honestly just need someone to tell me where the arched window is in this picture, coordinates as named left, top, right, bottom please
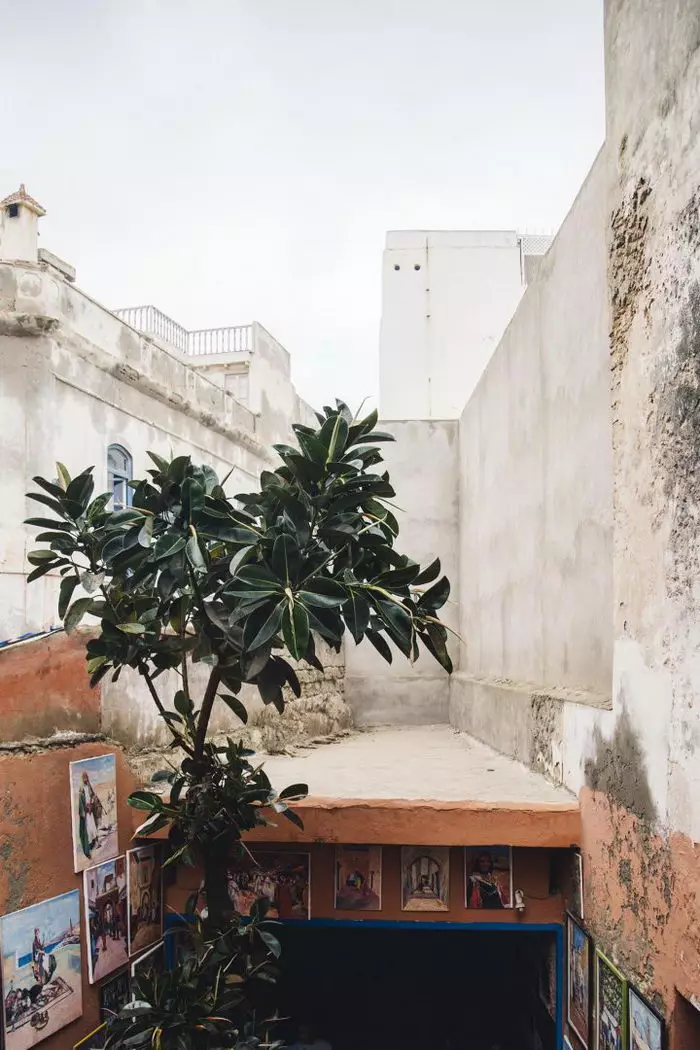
left=108, top=444, right=132, bottom=510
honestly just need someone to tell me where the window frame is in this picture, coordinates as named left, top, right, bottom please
left=107, top=443, right=133, bottom=510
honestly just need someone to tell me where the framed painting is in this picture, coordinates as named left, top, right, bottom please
left=69, top=754, right=119, bottom=873
left=127, top=845, right=163, bottom=956
left=99, top=968, right=130, bottom=1021
left=227, top=852, right=310, bottom=920
left=73, top=1024, right=106, bottom=1050
left=401, top=846, right=449, bottom=911
left=334, top=846, right=382, bottom=911
left=0, top=889, right=83, bottom=1050
left=628, top=986, right=664, bottom=1050
left=567, top=912, right=592, bottom=1049
left=538, top=935, right=557, bottom=1022
left=84, top=856, right=128, bottom=983
left=572, top=850, right=584, bottom=920
left=596, top=950, right=627, bottom=1050
left=464, top=846, right=513, bottom=909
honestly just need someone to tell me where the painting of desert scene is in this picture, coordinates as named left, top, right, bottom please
left=85, top=856, right=128, bottom=983
left=69, top=754, right=119, bottom=874
left=1, top=889, right=82, bottom=1050
left=127, top=846, right=163, bottom=955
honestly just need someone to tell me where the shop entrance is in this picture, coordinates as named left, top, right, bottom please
left=277, top=921, right=561, bottom=1050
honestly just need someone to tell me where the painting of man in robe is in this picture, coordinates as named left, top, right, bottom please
left=69, top=755, right=118, bottom=874
left=127, top=846, right=163, bottom=956
left=84, top=856, right=128, bottom=983
left=567, top=913, right=591, bottom=1049
left=465, top=846, right=513, bottom=909
left=1, top=890, right=82, bottom=1050
left=401, top=846, right=450, bottom=911
left=334, top=846, right=382, bottom=910
left=227, top=853, right=310, bottom=920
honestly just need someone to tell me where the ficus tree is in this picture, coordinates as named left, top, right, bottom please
left=25, top=401, right=452, bottom=1048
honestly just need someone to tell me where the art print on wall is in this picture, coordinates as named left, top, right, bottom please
left=73, top=1024, right=106, bottom=1050
left=130, top=941, right=165, bottom=1000
left=0, top=889, right=82, bottom=1050
left=401, top=846, right=450, bottom=911
left=84, top=856, right=128, bottom=983
left=628, top=986, right=664, bottom=1050
left=573, top=850, right=585, bottom=920
left=595, top=950, right=627, bottom=1050
left=464, top=846, right=513, bottom=909
left=567, top=913, right=591, bottom=1049
left=538, top=936, right=557, bottom=1022
left=69, top=754, right=119, bottom=874
left=334, top=846, right=382, bottom=911
left=227, top=853, right=310, bottom=920
left=99, top=969, right=130, bottom=1021
left=126, top=846, right=163, bottom=956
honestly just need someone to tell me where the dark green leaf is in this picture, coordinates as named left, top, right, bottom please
left=65, top=597, right=93, bottom=633
left=26, top=491, right=67, bottom=516
left=366, top=628, right=393, bottom=663
left=116, top=622, right=146, bottom=634
left=418, top=575, right=450, bottom=611
left=153, top=534, right=187, bottom=561
left=58, top=575, right=79, bottom=619
left=278, top=783, right=308, bottom=801
left=128, top=790, right=162, bottom=811
left=220, top=693, right=248, bottom=724
left=246, top=600, right=284, bottom=651
left=413, top=557, right=441, bottom=587
left=282, top=602, right=309, bottom=660
left=174, top=689, right=193, bottom=716
left=271, top=533, right=300, bottom=584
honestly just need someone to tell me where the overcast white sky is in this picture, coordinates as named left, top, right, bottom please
left=2, top=0, right=604, bottom=411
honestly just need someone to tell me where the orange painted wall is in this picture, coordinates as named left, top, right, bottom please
left=171, top=842, right=565, bottom=926
left=0, top=742, right=138, bottom=1050
left=0, top=631, right=99, bottom=740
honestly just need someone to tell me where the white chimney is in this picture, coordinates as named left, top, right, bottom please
left=0, top=184, right=46, bottom=263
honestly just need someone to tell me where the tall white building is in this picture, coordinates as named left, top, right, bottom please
left=379, top=230, right=551, bottom=419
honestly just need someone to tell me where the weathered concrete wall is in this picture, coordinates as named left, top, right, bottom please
left=450, top=147, right=614, bottom=784
left=344, top=419, right=460, bottom=725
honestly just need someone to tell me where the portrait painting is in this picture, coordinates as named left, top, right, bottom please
left=127, top=845, right=163, bottom=956
left=69, top=754, right=119, bottom=874
left=629, top=986, right=664, bottom=1050
left=0, top=889, right=82, bottom=1050
left=73, top=1024, right=106, bottom=1050
left=401, top=846, right=450, bottom=911
left=567, top=913, right=591, bottom=1049
left=334, top=846, right=382, bottom=911
left=99, top=969, right=130, bottom=1021
left=84, top=856, right=128, bottom=983
left=227, top=852, right=310, bottom=920
left=464, top=846, right=513, bottom=909
left=129, top=941, right=165, bottom=999
left=596, top=950, right=627, bottom=1050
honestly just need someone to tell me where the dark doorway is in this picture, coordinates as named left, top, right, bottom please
left=277, top=923, right=558, bottom=1050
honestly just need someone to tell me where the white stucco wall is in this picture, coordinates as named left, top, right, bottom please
left=379, top=231, right=527, bottom=420
left=344, top=418, right=460, bottom=725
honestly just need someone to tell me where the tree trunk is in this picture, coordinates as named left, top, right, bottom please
left=204, top=840, right=232, bottom=932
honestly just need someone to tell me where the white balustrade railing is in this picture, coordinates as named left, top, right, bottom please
left=113, top=305, right=253, bottom=356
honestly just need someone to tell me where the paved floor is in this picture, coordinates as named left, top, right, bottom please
left=261, top=724, right=574, bottom=804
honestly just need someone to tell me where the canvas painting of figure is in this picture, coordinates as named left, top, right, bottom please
left=629, top=986, right=664, bottom=1050
left=596, top=951, right=627, bottom=1050
left=227, top=853, right=310, bottom=920
left=334, top=846, right=382, bottom=911
left=401, top=846, right=450, bottom=911
left=464, top=846, right=513, bottom=909
left=69, top=755, right=118, bottom=874
left=99, top=970, right=129, bottom=1021
left=84, top=856, right=128, bottom=983
left=1, top=889, right=82, bottom=1050
left=567, top=913, right=591, bottom=1049
left=127, top=846, right=163, bottom=956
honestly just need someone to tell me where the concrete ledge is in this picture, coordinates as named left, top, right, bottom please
left=452, top=672, right=611, bottom=711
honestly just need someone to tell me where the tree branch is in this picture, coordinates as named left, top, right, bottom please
left=194, top=665, right=222, bottom=761
left=143, top=671, right=195, bottom=756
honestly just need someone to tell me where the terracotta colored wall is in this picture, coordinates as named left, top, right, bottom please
left=0, top=631, right=99, bottom=740
left=581, top=788, right=700, bottom=1045
left=0, top=741, right=138, bottom=1050
left=171, top=842, right=565, bottom=926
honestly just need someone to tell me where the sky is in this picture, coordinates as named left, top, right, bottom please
left=1, top=0, right=604, bottom=412
left=1, top=889, right=80, bottom=955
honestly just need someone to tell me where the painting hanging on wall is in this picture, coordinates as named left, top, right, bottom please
left=127, top=845, right=163, bottom=956
left=73, top=1024, right=106, bottom=1050
left=0, top=889, right=82, bottom=1050
left=566, top=913, right=591, bottom=1050
left=628, top=986, right=664, bottom=1050
left=538, top=935, right=557, bottom=1022
left=464, top=845, right=513, bottom=909
left=401, top=846, right=450, bottom=911
left=573, top=850, right=585, bottom=920
left=227, top=852, right=310, bottom=920
left=595, top=950, right=627, bottom=1050
left=99, top=969, right=130, bottom=1021
left=84, top=855, right=128, bottom=983
left=69, top=754, right=119, bottom=874
left=334, top=846, right=382, bottom=911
